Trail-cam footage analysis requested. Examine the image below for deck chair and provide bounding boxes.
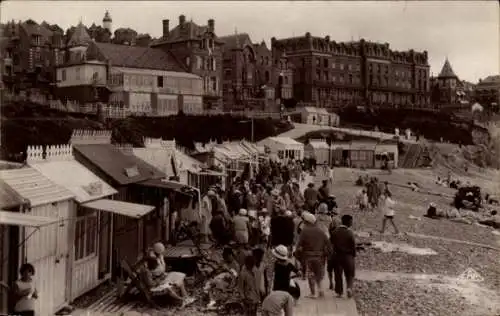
[120,259,157,307]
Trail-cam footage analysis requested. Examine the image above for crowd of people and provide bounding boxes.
[192,159,358,316]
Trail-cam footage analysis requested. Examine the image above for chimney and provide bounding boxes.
[162,19,169,37]
[208,19,214,32]
[179,14,186,25]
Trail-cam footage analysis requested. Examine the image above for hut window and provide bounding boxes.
[75,211,98,261]
[388,152,395,160]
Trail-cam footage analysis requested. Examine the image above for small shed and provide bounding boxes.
[28,144,123,300]
[304,139,330,164]
[257,137,304,162]
[0,179,28,315]
[300,107,340,126]
[0,167,74,316]
[374,140,399,169]
[330,141,351,166]
[349,140,377,168]
[70,130,163,274]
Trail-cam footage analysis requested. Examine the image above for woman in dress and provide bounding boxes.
[14,263,38,316]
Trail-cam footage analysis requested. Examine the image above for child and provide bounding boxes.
[380,191,399,234]
[262,284,301,316]
[238,255,260,316]
[271,245,299,293]
[357,189,369,211]
[259,208,271,246]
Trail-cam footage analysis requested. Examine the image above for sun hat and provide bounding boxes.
[239,208,248,216]
[271,189,280,196]
[260,208,269,213]
[272,245,289,260]
[153,242,165,255]
[430,202,436,207]
[285,210,293,217]
[302,211,316,224]
[207,190,216,196]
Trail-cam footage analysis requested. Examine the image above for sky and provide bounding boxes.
[1,1,498,83]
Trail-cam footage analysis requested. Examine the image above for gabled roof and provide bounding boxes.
[438,58,458,79]
[67,22,93,47]
[219,33,252,50]
[92,42,186,72]
[20,19,52,44]
[31,159,118,204]
[74,144,165,186]
[152,20,223,46]
[0,167,74,207]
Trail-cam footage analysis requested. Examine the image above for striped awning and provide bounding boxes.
[0,211,59,227]
[81,199,155,218]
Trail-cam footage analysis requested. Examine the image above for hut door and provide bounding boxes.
[98,211,111,279]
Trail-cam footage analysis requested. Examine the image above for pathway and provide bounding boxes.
[294,278,359,316]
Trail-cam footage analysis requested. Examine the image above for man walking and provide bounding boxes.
[295,212,330,298]
[330,215,356,298]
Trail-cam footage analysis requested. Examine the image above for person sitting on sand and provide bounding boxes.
[139,257,192,306]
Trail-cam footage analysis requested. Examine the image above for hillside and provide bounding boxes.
[1,101,293,161]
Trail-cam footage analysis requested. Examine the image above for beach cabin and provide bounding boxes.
[133,138,225,194]
[70,130,165,274]
[0,167,74,316]
[257,137,304,163]
[374,140,399,169]
[300,107,339,126]
[0,179,29,315]
[349,140,377,169]
[330,141,351,166]
[27,144,122,300]
[304,139,330,165]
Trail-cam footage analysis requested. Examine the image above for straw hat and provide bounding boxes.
[285,210,292,217]
[239,208,248,216]
[302,211,316,224]
[272,245,289,260]
[153,242,165,255]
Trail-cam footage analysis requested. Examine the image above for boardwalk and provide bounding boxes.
[294,278,359,316]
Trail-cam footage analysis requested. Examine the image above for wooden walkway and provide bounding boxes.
[294,278,359,316]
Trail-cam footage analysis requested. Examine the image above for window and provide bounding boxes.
[284,76,288,84]
[265,71,270,83]
[212,58,216,71]
[323,59,328,68]
[324,71,329,81]
[75,67,81,80]
[157,76,163,87]
[75,209,98,261]
[186,57,190,66]
[316,70,321,80]
[224,69,231,78]
[211,76,217,91]
[302,58,305,67]
[316,58,320,67]
[61,69,66,81]
[340,64,344,70]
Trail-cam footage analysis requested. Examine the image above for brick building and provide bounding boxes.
[474,75,500,112]
[218,32,293,111]
[151,15,223,109]
[271,33,430,110]
[1,19,64,96]
[430,58,472,109]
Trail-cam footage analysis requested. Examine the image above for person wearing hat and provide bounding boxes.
[296,212,330,298]
[380,191,399,234]
[271,245,299,294]
[270,188,286,215]
[316,203,333,239]
[330,214,356,298]
[234,209,251,245]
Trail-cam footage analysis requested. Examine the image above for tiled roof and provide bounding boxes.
[74,144,165,186]
[0,167,74,207]
[167,21,208,42]
[67,22,92,47]
[219,33,252,50]
[20,20,52,44]
[93,42,186,72]
[438,58,458,78]
[0,180,26,209]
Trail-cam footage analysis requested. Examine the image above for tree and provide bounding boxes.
[112,28,138,45]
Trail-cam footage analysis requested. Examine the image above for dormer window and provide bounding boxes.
[32,35,42,46]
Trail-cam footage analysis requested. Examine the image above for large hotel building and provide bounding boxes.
[271,33,430,109]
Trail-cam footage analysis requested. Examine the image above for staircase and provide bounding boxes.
[400,143,423,168]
